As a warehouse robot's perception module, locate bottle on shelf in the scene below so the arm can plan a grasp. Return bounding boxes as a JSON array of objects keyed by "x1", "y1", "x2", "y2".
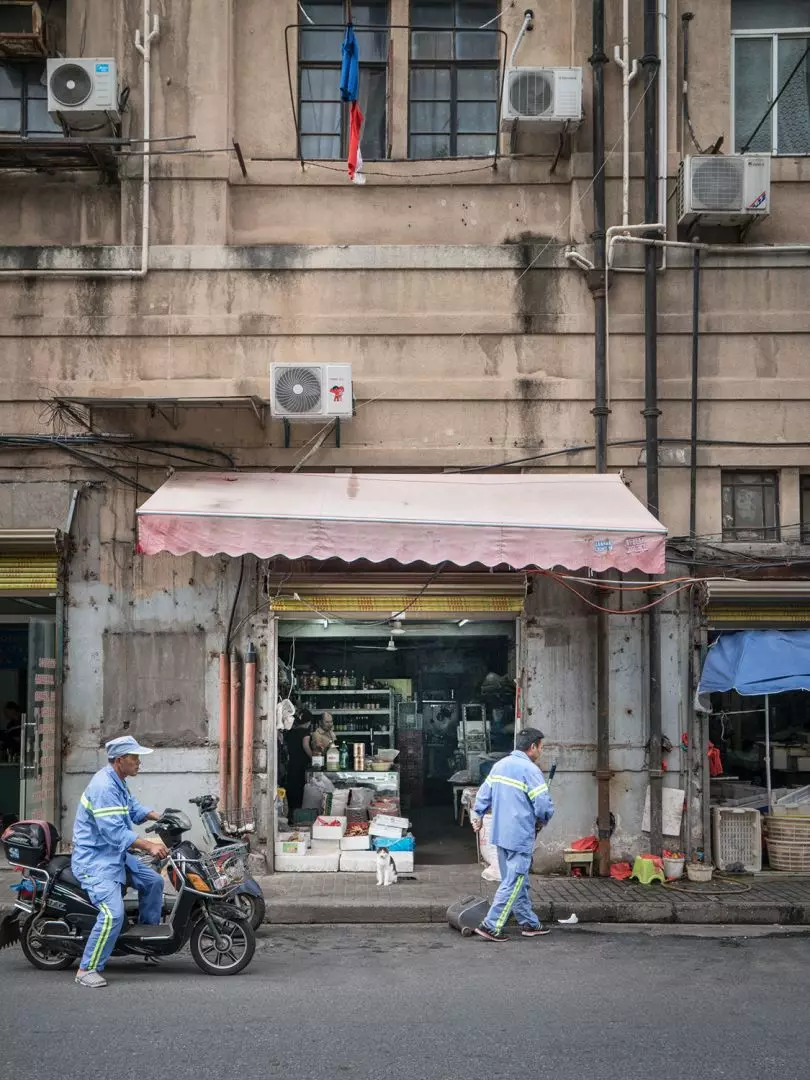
[
  {"x1": 319, "y1": 672, "x2": 329, "y2": 689},
  {"x1": 330, "y1": 670, "x2": 339, "y2": 689}
]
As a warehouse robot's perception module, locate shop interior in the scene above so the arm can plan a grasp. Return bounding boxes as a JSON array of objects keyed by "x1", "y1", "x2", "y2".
[
  {"x1": 278, "y1": 619, "x2": 517, "y2": 868},
  {"x1": 709, "y1": 684, "x2": 810, "y2": 872}
]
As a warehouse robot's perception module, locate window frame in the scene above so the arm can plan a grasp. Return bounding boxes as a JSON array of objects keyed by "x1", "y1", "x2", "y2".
[
  {"x1": 721, "y1": 470, "x2": 781, "y2": 543},
  {"x1": 731, "y1": 23, "x2": 810, "y2": 155},
  {"x1": 800, "y1": 475, "x2": 810, "y2": 543},
  {"x1": 408, "y1": 1, "x2": 501, "y2": 161},
  {"x1": 0, "y1": 59, "x2": 61, "y2": 139},
  {"x1": 297, "y1": 0, "x2": 391, "y2": 162}
]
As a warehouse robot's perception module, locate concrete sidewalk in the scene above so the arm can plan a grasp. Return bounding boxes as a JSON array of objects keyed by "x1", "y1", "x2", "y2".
[
  {"x1": 258, "y1": 866, "x2": 810, "y2": 926},
  {"x1": 5, "y1": 865, "x2": 810, "y2": 926}
]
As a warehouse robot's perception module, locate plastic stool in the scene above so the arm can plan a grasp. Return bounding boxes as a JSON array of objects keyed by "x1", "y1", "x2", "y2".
[
  {"x1": 629, "y1": 855, "x2": 665, "y2": 885},
  {"x1": 563, "y1": 849, "x2": 594, "y2": 877}
]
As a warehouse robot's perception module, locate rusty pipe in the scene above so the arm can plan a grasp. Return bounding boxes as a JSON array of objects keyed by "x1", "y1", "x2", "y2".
[
  {"x1": 241, "y1": 642, "x2": 257, "y2": 817},
  {"x1": 229, "y1": 648, "x2": 241, "y2": 812},
  {"x1": 218, "y1": 652, "x2": 230, "y2": 806}
]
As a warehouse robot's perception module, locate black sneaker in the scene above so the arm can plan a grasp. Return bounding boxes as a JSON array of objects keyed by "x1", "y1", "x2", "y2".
[
  {"x1": 474, "y1": 924, "x2": 509, "y2": 942},
  {"x1": 520, "y1": 925, "x2": 551, "y2": 937}
]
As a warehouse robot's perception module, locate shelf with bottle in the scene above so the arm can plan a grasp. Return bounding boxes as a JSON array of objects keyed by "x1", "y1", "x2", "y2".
[
  {"x1": 299, "y1": 688, "x2": 391, "y2": 696},
  {"x1": 333, "y1": 730, "x2": 393, "y2": 738}
]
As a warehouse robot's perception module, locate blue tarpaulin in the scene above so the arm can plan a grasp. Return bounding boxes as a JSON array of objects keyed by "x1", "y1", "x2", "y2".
[{"x1": 698, "y1": 630, "x2": 810, "y2": 697}]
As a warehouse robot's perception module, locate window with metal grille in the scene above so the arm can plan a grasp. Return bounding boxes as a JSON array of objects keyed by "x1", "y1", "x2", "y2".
[
  {"x1": 721, "y1": 471, "x2": 780, "y2": 542},
  {"x1": 0, "y1": 61, "x2": 61, "y2": 138},
  {"x1": 298, "y1": 1, "x2": 389, "y2": 161},
  {"x1": 800, "y1": 476, "x2": 810, "y2": 543},
  {"x1": 409, "y1": 1, "x2": 500, "y2": 160},
  {"x1": 732, "y1": 0, "x2": 810, "y2": 154}
]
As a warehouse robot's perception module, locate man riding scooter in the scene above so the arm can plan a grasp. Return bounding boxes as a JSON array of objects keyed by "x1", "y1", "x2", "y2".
[{"x1": 71, "y1": 736, "x2": 168, "y2": 989}]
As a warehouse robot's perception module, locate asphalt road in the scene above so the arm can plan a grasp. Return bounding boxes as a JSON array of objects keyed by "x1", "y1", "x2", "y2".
[{"x1": 2, "y1": 925, "x2": 809, "y2": 1079}]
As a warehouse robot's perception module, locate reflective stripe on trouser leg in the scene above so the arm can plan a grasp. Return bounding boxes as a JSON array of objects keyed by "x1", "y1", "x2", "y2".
[
  {"x1": 483, "y1": 847, "x2": 531, "y2": 932},
  {"x1": 511, "y1": 872, "x2": 541, "y2": 929},
  {"x1": 80, "y1": 881, "x2": 125, "y2": 972}
]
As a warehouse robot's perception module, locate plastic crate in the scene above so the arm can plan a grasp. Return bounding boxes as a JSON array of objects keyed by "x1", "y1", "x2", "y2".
[
  {"x1": 712, "y1": 807, "x2": 762, "y2": 872},
  {"x1": 765, "y1": 837, "x2": 810, "y2": 872}
]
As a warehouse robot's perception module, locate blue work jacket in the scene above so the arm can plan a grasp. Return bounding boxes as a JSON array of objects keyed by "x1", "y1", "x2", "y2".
[
  {"x1": 71, "y1": 764, "x2": 152, "y2": 885},
  {"x1": 473, "y1": 750, "x2": 554, "y2": 854}
]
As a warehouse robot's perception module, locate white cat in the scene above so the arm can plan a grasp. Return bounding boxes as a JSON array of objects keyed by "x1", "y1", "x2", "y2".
[{"x1": 376, "y1": 847, "x2": 398, "y2": 887}]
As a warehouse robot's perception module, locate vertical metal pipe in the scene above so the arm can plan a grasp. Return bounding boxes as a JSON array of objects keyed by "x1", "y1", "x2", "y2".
[
  {"x1": 643, "y1": 0, "x2": 663, "y2": 855},
  {"x1": 590, "y1": 0, "x2": 612, "y2": 877},
  {"x1": 219, "y1": 652, "x2": 230, "y2": 807},
  {"x1": 229, "y1": 648, "x2": 241, "y2": 811},
  {"x1": 241, "y1": 643, "x2": 257, "y2": 817},
  {"x1": 689, "y1": 247, "x2": 701, "y2": 540}
]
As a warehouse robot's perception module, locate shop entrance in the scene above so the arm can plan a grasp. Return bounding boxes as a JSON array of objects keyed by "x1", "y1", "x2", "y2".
[
  {"x1": 0, "y1": 600, "x2": 59, "y2": 828},
  {"x1": 278, "y1": 620, "x2": 516, "y2": 869}
]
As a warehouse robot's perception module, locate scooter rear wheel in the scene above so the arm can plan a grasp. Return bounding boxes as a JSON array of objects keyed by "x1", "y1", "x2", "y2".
[
  {"x1": 20, "y1": 916, "x2": 76, "y2": 971},
  {"x1": 189, "y1": 912, "x2": 255, "y2": 976},
  {"x1": 233, "y1": 890, "x2": 266, "y2": 931}
]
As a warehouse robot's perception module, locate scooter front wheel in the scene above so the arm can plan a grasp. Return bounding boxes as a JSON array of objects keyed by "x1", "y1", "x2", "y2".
[
  {"x1": 190, "y1": 911, "x2": 256, "y2": 976},
  {"x1": 20, "y1": 916, "x2": 76, "y2": 971}
]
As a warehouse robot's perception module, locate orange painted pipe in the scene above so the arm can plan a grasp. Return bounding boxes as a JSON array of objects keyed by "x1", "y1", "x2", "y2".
[
  {"x1": 218, "y1": 652, "x2": 230, "y2": 807},
  {"x1": 229, "y1": 649, "x2": 241, "y2": 813},
  {"x1": 241, "y1": 643, "x2": 257, "y2": 818}
]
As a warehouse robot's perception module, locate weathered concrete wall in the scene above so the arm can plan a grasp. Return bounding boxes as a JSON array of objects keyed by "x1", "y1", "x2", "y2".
[{"x1": 524, "y1": 576, "x2": 690, "y2": 870}]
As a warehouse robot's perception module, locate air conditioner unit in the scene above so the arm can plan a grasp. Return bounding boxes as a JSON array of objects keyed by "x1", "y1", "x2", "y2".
[
  {"x1": 677, "y1": 154, "x2": 771, "y2": 227},
  {"x1": 270, "y1": 364, "x2": 353, "y2": 421},
  {"x1": 501, "y1": 67, "x2": 583, "y2": 130},
  {"x1": 46, "y1": 57, "x2": 120, "y2": 128}
]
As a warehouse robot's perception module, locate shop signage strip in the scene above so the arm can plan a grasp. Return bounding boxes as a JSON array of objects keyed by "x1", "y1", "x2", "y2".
[
  {"x1": 0, "y1": 553, "x2": 59, "y2": 591},
  {"x1": 272, "y1": 594, "x2": 524, "y2": 614}
]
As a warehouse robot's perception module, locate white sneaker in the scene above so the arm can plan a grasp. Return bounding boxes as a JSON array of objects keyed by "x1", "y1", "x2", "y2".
[{"x1": 75, "y1": 970, "x2": 108, "y2": 988}]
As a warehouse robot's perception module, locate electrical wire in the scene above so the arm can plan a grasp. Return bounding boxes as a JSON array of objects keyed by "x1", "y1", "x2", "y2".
[
  {"x1": 225, "y1": 556, "x2": 246, "y2": 651},
  {"x1": 537, "y1": 572, "x2": 695, "y2": 615}
]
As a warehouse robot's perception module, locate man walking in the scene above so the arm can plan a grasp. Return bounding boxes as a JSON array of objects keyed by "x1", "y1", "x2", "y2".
[
  {"x1": 472, "y1": 727, "x2": 554, "y2": 941},
  {"x1": 71, "y1": 736, "x2": 168, "y2": 988}
]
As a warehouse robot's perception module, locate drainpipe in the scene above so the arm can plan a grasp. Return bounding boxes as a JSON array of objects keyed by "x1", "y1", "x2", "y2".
[
  {"x1": 689, "y1": 247, "x2": 701, "y2": 541},
  {"x1": 0, "y1": 0, "x2": 159, "y2": 279},
  {"x1": 643, "y1": 0, "x2": 663, "y2": 857},
  {"x1": 589, "y1": 0, "x2": 611, "y2": 878},
  {"x1": 241, "y1": 643, "x2": 257, "y2": 818},
  {"x1": 229, "y1": 648, "x2": 241, "y2": 811},
  {"x1": 219, "y1": 652, "x2": 230, "y2": 807},
  {"x1": 614, "y1": 0, "x2": 639, "y2": 228}
]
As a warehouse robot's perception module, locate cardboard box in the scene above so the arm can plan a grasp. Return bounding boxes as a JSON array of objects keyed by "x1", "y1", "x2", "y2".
[
  {"x1": 275, "y1": 853, "x2": 340, "y2": 872},
  {"x1": 275, "y1": 840, "x2": 308, "y2": 856},
  {"x1": 372, "y1": 814, "x2": 410, "y2": 831},
  {"x1": 340, "y1": 835, "x2": 372, "y2": 851},
  {"x1": 310, "y1": 839, "x2": 342, "y2": 855},
  {"x1": 312, "y1": 816, "x2": 347, "y2": 840},
  {"x1": 339, "y1": 851, "x2": 377, "y2": 872},
  {"x1": 369, "y1": 821, "x2": 408, "y2": 840}
]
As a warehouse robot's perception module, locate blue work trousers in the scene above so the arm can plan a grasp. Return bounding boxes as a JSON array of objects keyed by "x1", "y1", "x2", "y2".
[
  {"x1": 79, "y1": 861, "x2": 163, "y2": 972},
  {"x1": 483, "y1": 848, "x2": 541, "y2": 933}
]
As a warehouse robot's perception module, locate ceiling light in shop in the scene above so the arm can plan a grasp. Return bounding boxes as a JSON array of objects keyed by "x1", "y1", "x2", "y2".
[
  {"x1": 386, "y1": 637, "x2": 397, "y2": 652},
  {"x1": 458, "y1": 619, "x2": 470, "y2": 627},
  {"x1": 390, "y1": 620, "x2": 405, "y2": 635}
]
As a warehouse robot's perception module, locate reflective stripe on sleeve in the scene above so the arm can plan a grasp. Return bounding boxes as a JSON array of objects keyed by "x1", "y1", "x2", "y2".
[
  {"x1": 489, "y1": 775, "x2": 528, "y2": 793},
  {"x1": 528, "y1": 783, "x2": 549, "y2": 798}
]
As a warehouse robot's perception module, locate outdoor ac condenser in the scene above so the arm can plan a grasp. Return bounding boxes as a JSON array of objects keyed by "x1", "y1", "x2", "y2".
[
  {"x1": 270, "y1": 364, "x2": 354, "y2": 421},
  {"x1": 501, "y1": 67, "x2": 583, "y2": 130},
  {"x1": 677, "y1": 154, "x2": 771, "y2": 227},
  {"x1": 46, "y1": 57, "x2": 120, "y2": 127}
]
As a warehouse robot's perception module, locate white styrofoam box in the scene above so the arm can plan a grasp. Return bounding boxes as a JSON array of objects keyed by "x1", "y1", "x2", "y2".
[
  {"x1": 369, "y1": 821, "x2": 408, "y2": 840},
  {"x1": 772, "y1": 748, "x2": 790, "y2": 771},
  {"x1": 799, "y1": 757, "x2": 810, "y2": 772},
  {"x1": 340, "y1": 835, "x2": 371, "y2": 851},
  {"x1": 313, "y1": 816, "x2": 347, "y2": 840},
  {"x1": 278, "y1": 829, "x2": 311, "y2": 844},
  {"x1": 392, "y1": 851, "x2": 414, "y2": 873},
  {"x1": 372, "y1": 814, "x2": 410, "y2": 831},
  {"x1": 310, "y1": 839, "x2": 342, "y2": 855},
  {"x1": 339, "y1": 851, "x2": 377, "y2": 873},
  {"x1": 275, "y1": 840, "x2": 308, "y2": 856},
  {"x1": 275, "y1": 853, "x2": 340, "y2": 872}
]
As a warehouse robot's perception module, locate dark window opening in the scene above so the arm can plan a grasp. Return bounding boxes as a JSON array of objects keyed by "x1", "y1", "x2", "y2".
[
  {"x1": 298, "y1": 1, "x2": 389, "y2": 161},
  {"x1": 409, "y1": 1, "x2": 500, "y2": 160},
  {"x1": 0, "y1": 60, "x2": 62, "y2": 138},
  {"x1": 721, "y1": 471, "x2": 780, "y2": 542}
]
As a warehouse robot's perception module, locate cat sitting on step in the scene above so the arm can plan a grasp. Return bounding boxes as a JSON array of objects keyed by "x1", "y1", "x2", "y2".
[{"x1": 376, "y1": 847, "x2": 398, "y2": 887}]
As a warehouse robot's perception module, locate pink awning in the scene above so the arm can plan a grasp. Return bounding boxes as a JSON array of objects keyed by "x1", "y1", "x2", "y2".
[{"x1": 136, "y1": 471, "x2": 667, "y2": 573}]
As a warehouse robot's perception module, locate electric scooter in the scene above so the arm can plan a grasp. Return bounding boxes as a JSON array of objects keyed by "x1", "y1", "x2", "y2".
[
  {"x1": 1, "y1": 811, "x2": 256, "y2": 975},
  {"x1": 122, "y1": 795, "x2": 266, "y2": 930}
]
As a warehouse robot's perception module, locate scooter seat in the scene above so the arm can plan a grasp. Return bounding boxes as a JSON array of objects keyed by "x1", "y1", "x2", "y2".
[{"x1": 45, "y1": 856, "x2": 92, "y2": 903}]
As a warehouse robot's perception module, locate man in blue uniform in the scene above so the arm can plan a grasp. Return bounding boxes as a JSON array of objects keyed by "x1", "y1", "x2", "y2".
[
  {"x1": 72, "y1": 736, "x2": 168, "y2": 988},
  {"x1": 472, "y1": 727, "x2": 554, "y2": 941}
]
